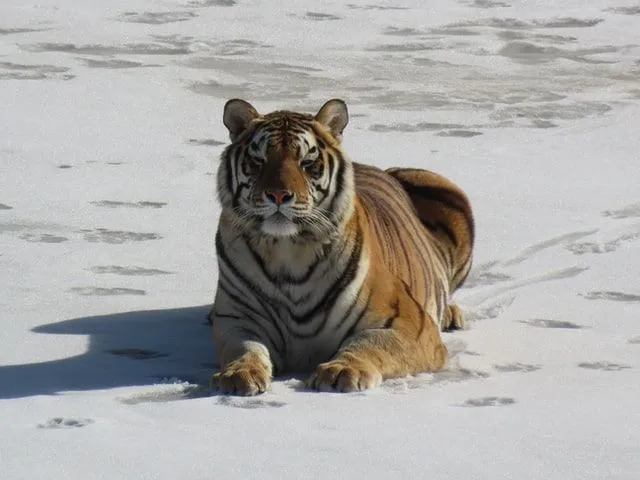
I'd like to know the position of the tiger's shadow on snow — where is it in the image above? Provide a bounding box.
[0,305,216,399]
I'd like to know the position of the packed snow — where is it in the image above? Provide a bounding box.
[1,0,639,478]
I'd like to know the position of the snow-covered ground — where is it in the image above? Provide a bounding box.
[1,0,639,478]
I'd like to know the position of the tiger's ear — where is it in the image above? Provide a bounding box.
[315,99,349,142]
[223,99,260,142]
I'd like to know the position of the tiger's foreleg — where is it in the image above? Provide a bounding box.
[211,320,273,396]
[307,280,448,392]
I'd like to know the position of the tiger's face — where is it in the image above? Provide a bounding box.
[218,99,354,240]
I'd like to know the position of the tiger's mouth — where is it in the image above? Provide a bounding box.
[261,211,300,237]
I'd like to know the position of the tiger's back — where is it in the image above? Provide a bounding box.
[354,163,474,328]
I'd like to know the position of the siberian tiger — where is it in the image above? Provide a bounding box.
[210,99,474,395]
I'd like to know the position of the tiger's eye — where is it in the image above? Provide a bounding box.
[306,160,324,177]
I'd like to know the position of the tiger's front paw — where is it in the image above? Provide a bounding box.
[211,360,271,396]
[307,359,382,393]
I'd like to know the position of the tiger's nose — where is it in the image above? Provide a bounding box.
[264,190,295,206]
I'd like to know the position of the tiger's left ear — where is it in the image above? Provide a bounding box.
[315,99,349,142]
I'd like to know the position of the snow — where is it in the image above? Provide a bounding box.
[1,0,639,478]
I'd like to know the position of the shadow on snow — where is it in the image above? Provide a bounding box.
[0,305,217,399]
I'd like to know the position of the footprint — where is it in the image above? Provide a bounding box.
[567,226,640,255]
[107,348,169,360]
[89,265,173,276]
[602,202,640,219]
[463,266,588,307]
[118,11,197,25]
[467,0,511,7]
[80,58,159,69]
[578,362,631,371]
[38,417,94,429]
[188,0,236,6]
[215,396,287,409]
[520,318,584,329]
[23,42,190,56]
[304,12,342,21]
[465,296,515,321]
[494,363,541,373]
[580,291,640,302]
[605,6,640,15]
[187,138,225,147]
[80,228,161,244]
[1,27,47,35]
[462,397,516,407]
[435,130,483,138]
[502,229,597,266]
[463,270,513,288]
[19,233,68,243]
[0,61,71,80]
[0,203,13,210]
[628,336,640,345]
[69,287,146,296]
[118,384,210,404]
[90,201,167,209]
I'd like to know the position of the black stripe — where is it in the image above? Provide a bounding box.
[216,234,287,352]
[217,283,285,355]
[423,220,458,247]
[327,154,346,215]
[396,180,475,245]
[294,226,363,325]
[242,234,322,286]
[336,291,371,350]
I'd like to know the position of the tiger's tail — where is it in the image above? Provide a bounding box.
[386,167,474,293]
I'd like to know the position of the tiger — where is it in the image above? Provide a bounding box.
[210,98,474,395]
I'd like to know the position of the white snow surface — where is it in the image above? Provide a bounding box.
[1,0,639,478]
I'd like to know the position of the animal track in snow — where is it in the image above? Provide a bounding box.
[603,202,640,219]
[118,384,210,404]
[502,229,597,266]
[494,363,541,373]
[188,0,236,6]
[80,228,161,244]
[118,11,197,24]
[578,362,631,371]
[520,318,584,329]
[69,287,146,296]
[215,396,287,409]
[463,269,513,288]
[89,265,173,276]
[187,138,225,147]
[19,233,68,243]
[80,58,160,69]
[567,225,640,255]
[462,397,516,407]
[580,291,640,302]
[462,266,587,310]
[23,42,190,56]
[0,61,72,80]
[464,296,515,321]
[38,418,94,429]
[90,200,167,209]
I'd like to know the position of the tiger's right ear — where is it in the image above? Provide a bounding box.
[223,99,260,142]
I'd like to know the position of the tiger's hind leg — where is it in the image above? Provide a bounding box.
[440,304,466,331]
[386,167,475,292]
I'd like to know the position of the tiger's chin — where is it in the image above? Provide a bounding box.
[260,213,300,238]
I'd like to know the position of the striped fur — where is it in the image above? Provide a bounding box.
[211,99,474,394]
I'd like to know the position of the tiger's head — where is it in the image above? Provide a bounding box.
[217,99,354,240]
